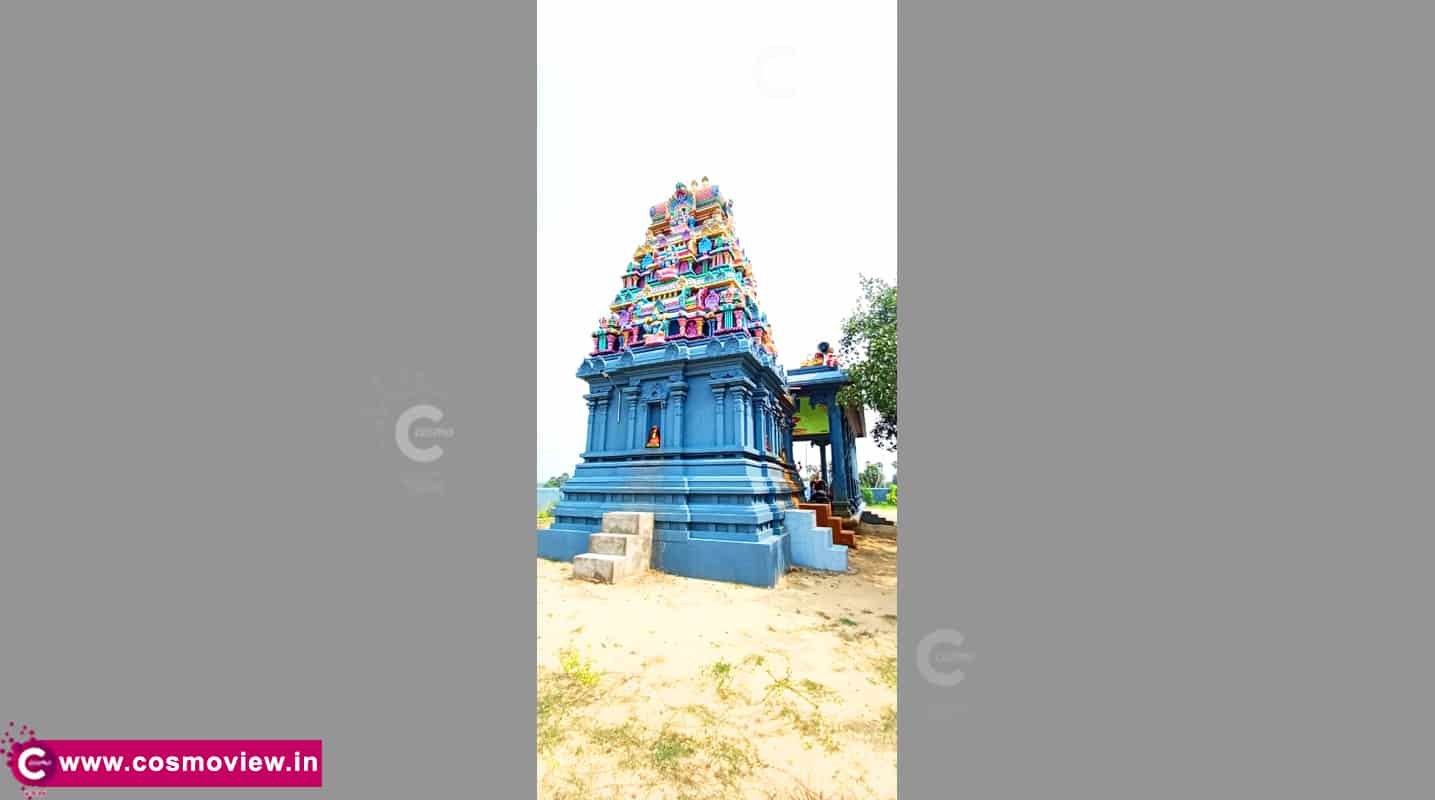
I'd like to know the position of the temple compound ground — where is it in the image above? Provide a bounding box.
[536,522,898,800]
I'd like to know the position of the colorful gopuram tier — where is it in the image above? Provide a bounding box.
[539,179,803,587]
[590,178,778,358]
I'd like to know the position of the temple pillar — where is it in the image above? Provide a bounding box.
[761,398,773,453]
[787,410,797,464]
[749,391,761,450]
[732,388,744,448]
[583,396,598,452]
[595,397,609,451]
[752,390,767,452]
[827,396,852,515]
[713,386,726,445]
[670,382,687,449]
[847,423,861,506]
[744,390,755,450]
[622,386,640,450]
[818,442,828,482]
[731,387,747,448]
[783,417,795,465]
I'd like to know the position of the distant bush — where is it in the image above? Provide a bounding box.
[887,484,898,507]
[860,486,875,505]
[537,500,557,521]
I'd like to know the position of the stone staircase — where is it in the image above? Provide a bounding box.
[861,509,895,526]
[798,502,856,549]
[785,509,848,572]
[572,511,654,584]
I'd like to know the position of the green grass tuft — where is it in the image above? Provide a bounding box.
[559,648,600,687]
[872,655,898,689]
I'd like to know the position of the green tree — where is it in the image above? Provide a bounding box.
[542,472,570,488]
[837,275,897,451]
[859,462,886,488]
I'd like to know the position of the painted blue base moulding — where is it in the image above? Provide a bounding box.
[536,336,805,588]
[536,452,800,587]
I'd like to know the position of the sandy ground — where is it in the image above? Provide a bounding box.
[537,524,898,800]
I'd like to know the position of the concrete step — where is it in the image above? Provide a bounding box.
[573,552,634,584]
[600,511,654,538]
[590,532,639,556]
[784,508,848,572]
[798,502,833,527]
[785,509,818,528]
[570,511,655,585]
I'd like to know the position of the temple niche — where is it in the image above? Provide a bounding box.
[540,179,803,587]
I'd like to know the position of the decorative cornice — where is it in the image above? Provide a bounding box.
[708,370,756,392]
[577,337,784,386]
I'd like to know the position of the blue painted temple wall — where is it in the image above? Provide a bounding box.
[537,336,803,587]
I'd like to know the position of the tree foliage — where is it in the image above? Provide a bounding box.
[859,462,886,488]
[836,276,897,451]
[543,472,571,488]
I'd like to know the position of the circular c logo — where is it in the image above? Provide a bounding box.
[396,404,445,463]
[916,628,972,688]
[13,742,57,785]
[754,44,798,100]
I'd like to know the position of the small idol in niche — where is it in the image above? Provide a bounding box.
[646,425,661,448]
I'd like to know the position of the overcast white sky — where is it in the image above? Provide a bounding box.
[537,0,897,484]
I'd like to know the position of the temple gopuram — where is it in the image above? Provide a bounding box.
[537,179,865,586]
[589,178,777,357]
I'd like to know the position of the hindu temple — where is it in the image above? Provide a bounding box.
[536,179,867,586]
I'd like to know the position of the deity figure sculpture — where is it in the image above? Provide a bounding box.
[800,341,835,367]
